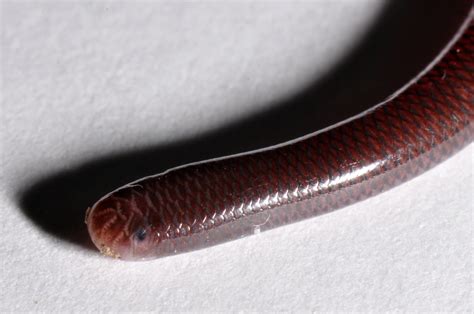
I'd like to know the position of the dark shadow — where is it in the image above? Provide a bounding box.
[16,0,472,250]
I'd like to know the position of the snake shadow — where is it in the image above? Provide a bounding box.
[16,0,471,250]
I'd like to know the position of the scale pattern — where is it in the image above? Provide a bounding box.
[86,23,474,260]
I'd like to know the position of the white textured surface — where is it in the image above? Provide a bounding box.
[1,1,472,311]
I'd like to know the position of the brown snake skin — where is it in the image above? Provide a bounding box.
[86,21,474,260]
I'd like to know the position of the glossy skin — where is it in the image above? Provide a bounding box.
[86,22,474,260]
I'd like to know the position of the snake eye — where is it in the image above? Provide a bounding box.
[135,227,147,241]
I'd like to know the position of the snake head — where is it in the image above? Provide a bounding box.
[85,187,158,260]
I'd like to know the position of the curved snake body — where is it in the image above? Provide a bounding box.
[86,20,474,260]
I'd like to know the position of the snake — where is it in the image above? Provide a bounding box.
[85,14,474,260]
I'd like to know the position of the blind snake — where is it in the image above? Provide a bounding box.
[85,16,474,261]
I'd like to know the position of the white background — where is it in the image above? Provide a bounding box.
[1,1,472,311]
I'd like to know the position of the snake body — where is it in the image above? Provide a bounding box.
[86,21,474,260]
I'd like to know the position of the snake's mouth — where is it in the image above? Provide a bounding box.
[98,244,121,259]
